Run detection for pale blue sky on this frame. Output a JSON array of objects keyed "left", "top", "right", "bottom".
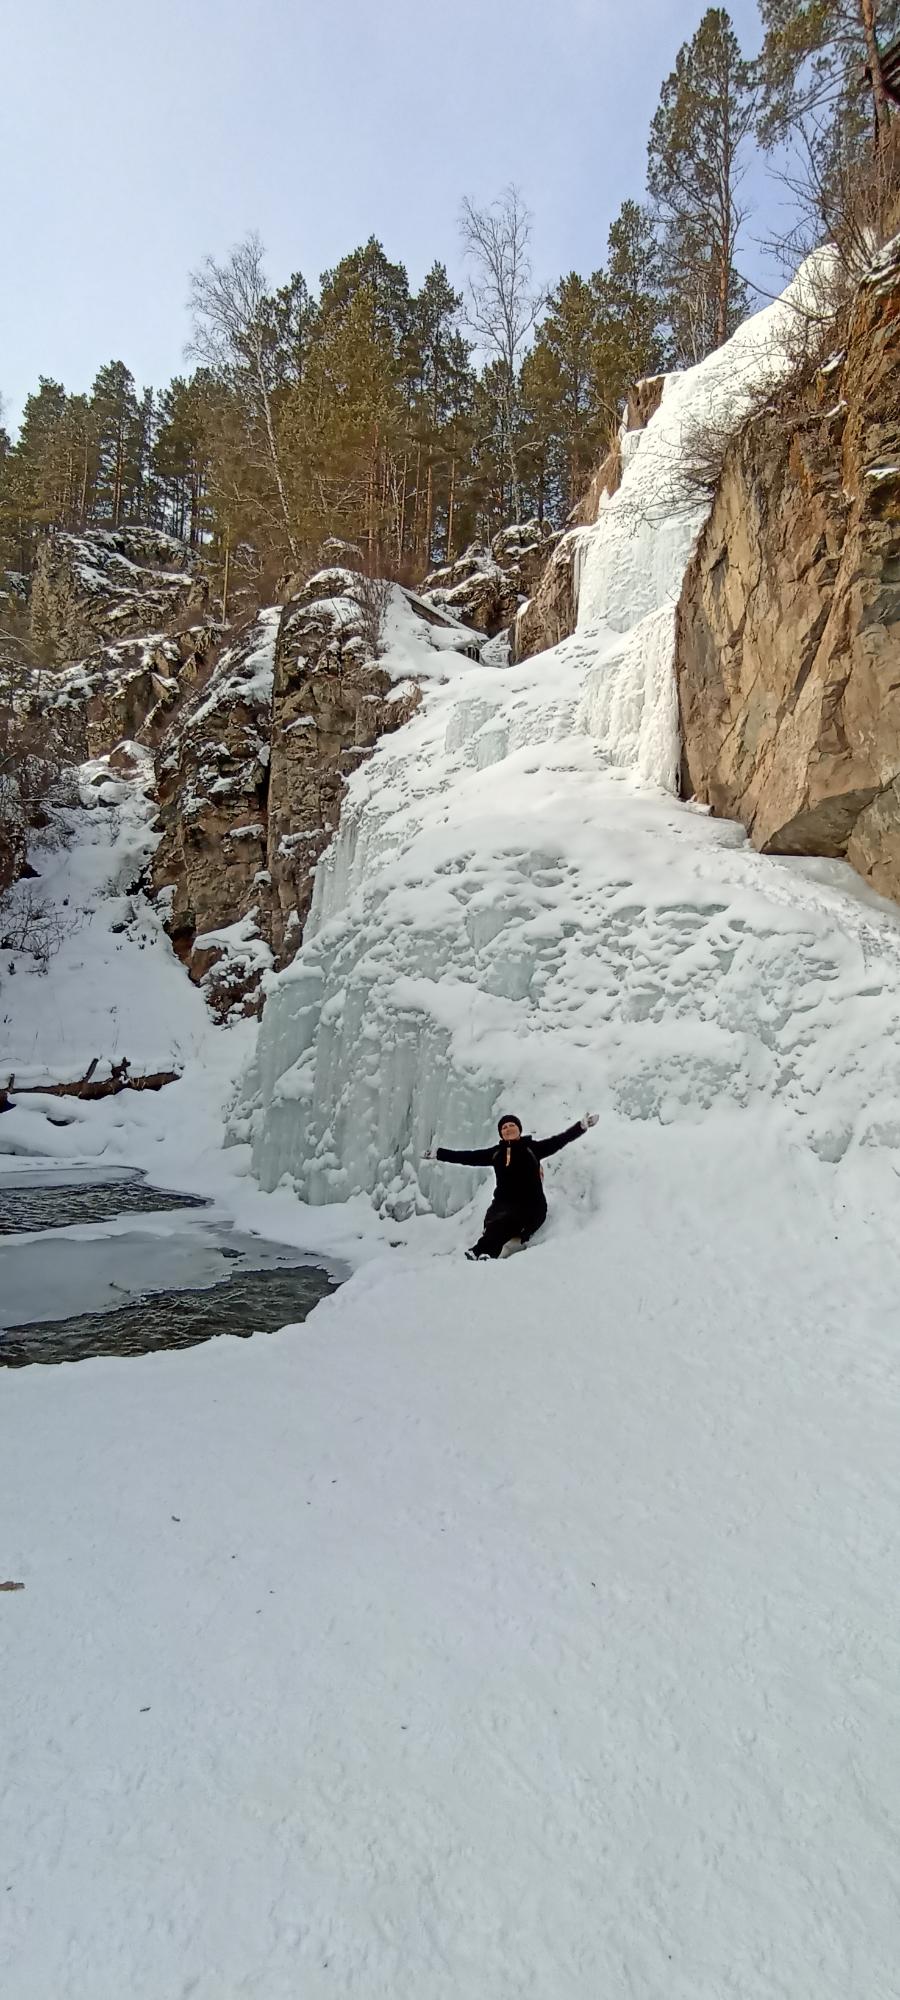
[{"left": 3, "top": 0, "right": 785, "bottom": 431}]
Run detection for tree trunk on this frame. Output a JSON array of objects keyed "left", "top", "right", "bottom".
[
  {"left": 447, "top": 456, "right": 456, "bottom": 562},
  {"left": 413, "top": 442, "right": 422, "bottom": 562},
  {"left": 425, "top": 459, "right": 434, "bottom": 569},
  {"left": 398, "top": 451, "right": 408, "bottom": 562},
  {"left": 716, "top": 223, "right": 730, "bottom": 348},
  {"left": 503, "top": 376, "right": 521, "bottom": 524},
  {"left": 860, "top": 0, "right": 891, "bottom": 136},
  {"left": 254, "top": 350, "right": 298, "bottom": 562}
]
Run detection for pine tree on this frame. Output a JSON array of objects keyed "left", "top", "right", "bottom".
[
  {"left": 526, "top": 274, "right": 601, "bottom": 513},
  {"left": 153, "top": 373, "right": 216, "bottom": 544},
  {"left": 286, "top": 269, "right": 406, "bottom": 560},
  {"left": 90, "top": 361, "right": 142, "bottom": 526},
  {"left": 263, "top": 271, "right": 315, "bottom": 390},
  {"left": 757, "top": 0, "right": 900, "bottom": 146},
  {"left": 0, "top": 418, "right": 16, "bottom": 572},
  {"left": 519, "top": 340, "right": 566, "bottom": 521},
  {"left": 648, "top": 9, "right": 755, "bottom": 361},
  {"left": 5, "top": 380, "right": 75, "bottom": 563},
  {"left": 592, "top": 201, "right": 669, "bottom": 405},
  {"left": 408, "top": 263, "right": 467, "bottom": 565},
  {"left": 438, "top": 329, "right": 477, "bottom": 561},
  {"left": 757, "top": 2, "right": 900, "bottom": 264}
]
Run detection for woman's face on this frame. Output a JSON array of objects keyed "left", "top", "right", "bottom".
[{"left": 499, "top": 1120, "right": 520, "bottom": 1142}]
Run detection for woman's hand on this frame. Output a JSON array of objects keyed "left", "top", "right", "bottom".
[
  {"left": 422, "top": 1148, "right": 436, "bottom": 1161},
  {"left": 581, "top": 1112, "right": 598, "bottom": 1130}
]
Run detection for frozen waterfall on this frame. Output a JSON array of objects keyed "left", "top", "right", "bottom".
[{"left": 237, "top": 255, "right": 900, "bottom": 1215}]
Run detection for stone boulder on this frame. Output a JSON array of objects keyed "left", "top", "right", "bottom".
[
  {"left": 677, "top": 246, "right": 900, "bottom": 903},
  {"left": 30, "top": 526, "right": 208, "bottom": 663},
  {"left": 149, "top": 572, "right": 427, "bottom": 1009}
]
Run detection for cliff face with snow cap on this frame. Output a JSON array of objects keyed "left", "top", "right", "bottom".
[
  {"left": 677, "top": 237, "right": 900, "bottom": 899},
  {"left": 30, "top": 526, "right": 207, "bottom": 662},
  {"left": 240, "top": 256, "right": 900, "bottom": 1214}
]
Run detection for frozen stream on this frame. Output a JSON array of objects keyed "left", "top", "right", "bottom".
[{"left": 0, "top": 1168, "right": 338, "bottom": 1366}]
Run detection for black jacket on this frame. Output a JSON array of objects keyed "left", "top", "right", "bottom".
[{"left": 436, "top": 1121, "right": 585, "bottom": 1225}]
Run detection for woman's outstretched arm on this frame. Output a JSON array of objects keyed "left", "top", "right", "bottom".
[
  {"left": 423, "top": 1144, "right": 496, "bottom": 1166},
  {"left": 534, "top": 1113, "right": 598, "bottom": 1160}
]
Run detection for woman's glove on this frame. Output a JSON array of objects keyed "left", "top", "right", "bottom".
[{"left": 581, "top": 1112, "right": 598, "bottom": 1130}]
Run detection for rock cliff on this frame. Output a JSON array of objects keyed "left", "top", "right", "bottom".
[
  {"left": 30, "top": 527, "right": 207, "bottom": 663},
  {"left": 265, "top": 576, "right": 422, "bottom": 962},
  {"left": 15, "top": 527, "right": 482, "bottom": 1018},
  {"left": 677, "top": 245, "right": 900, "bottom": 900},
  {"left": 421, "top": 520, "right": 556, "bottom": 638},
  {"left": 150, "top": 611, "right": 279, "bottom": 1014},
  {"left": 45, "top": 625, "right": 220, "bottom": 761}
]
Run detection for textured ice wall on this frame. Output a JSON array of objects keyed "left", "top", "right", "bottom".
[
  {"left": 238, "top": 256, "right": 900, "bottom": 1214},
  {"left": 570, "top": 254, "right": 837, "bottom": 788}
]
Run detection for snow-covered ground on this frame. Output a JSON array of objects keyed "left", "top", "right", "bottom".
[{"left": 3, "top": 261, "right": 900, "bottom": 1998}]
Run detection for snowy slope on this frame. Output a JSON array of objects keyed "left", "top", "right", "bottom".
[
  {"left": 4, "top": 1142, "right": 900, "bottom": 1999},
  {"left": 0, "top": 749, "right": 251, "bottom": 1171},
  {"left": 4, "top": 260, "right": 900, "bottom": 2000}
]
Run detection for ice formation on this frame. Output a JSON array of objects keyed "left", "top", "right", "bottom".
[{"left": 239, "top": 259, "right": 900, "bottom": 1214}]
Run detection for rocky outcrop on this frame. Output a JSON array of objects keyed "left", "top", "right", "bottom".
[
  {"left": 513, "top": 530, "right": 589, "bottom": 662},
  {"left": 266, "top": 579, "right": 421, "bottom": 960},
  {"left": 514, "top": 378, "right": 668, "bottom": 663},
  {"left": 150, "top": 611, "right": 279, "bottom": 1015},
  {"left": 420, "top": 519, "right": 557, "bottom": 637},
  {"left": 44, "top": 625, "right": 219, "bottom": 762},
  {"left": 677, "top": 247, "right": 900, "bottom": 901},
  {"left": 30, "top": 527, "right": 207, "bottom": 663},
  {"left": 149, "top": 574, "right": 428, "bottom": 1013}
]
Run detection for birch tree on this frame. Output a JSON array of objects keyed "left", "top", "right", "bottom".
[
  {"left": 460, "top": 187, "right": 544, "bottom": 522},
  {"left": 190, "top": 233, "right": 299, "bottom": 562}
]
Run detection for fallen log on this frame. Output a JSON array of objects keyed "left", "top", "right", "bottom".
[{"left": 2, "top": 1061, "right": 180, "bottom": 1105}]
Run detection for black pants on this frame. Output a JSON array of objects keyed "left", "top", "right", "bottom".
[{"left": 470, "top": 1200, "right": 546, "bottom": 1260}]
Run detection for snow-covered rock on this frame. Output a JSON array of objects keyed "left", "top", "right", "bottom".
[
  {"left": 30, "top": 526, "right": 208, "bottom": 663},
  {"left": 420, "top": 520, "right": 557, "bottom": 637},
  {"left": 150, "top": 609, "right": 280, "bottom": 1017},
  {"left": 678, "top": 242, "right": 900, "bottom": 903},
  {"left": 43, "top": 624, "right": 220, "bottom": 760}
]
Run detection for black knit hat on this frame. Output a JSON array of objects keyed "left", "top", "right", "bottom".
[{"left": 497, "top": 1113, "right": 522, "bottom": 1135}]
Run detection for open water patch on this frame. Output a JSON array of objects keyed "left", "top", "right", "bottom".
[
  {"left": 0, "top": 1168, "right": 340, "bottom": 1366},
  {"left": 2, "top": 1262, "right": 337, "bottom": 1367},
  {"left": 0, "top": 1168, "right": 207, "bottom": 1236}
]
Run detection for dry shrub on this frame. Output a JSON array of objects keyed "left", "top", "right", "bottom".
[
  {"left": 344, "top": 545, "right": 395, "bottom": 659},
  {"left": 0, "top": 882, "right": 68, "bottom": 969},
  {"left": 772, "top": 119, "right": 900, "bottom": 292}
]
